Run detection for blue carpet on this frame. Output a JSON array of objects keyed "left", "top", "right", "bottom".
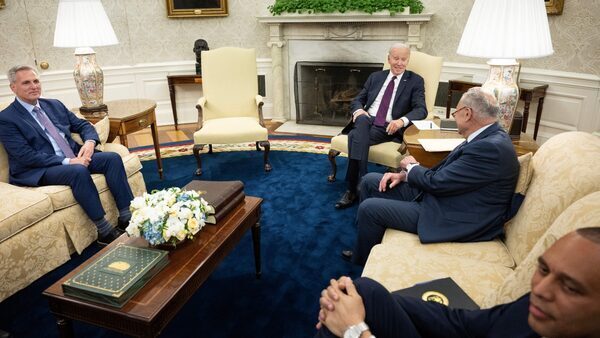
[{"left": 0, "top": 150, "right": 384, "bottom": 337}]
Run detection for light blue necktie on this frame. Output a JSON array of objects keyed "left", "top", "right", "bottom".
[{"left": 33, "top": 106, "right": 75, "bottom": 158}]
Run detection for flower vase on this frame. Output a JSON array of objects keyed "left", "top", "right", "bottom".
[
  {"left": 152, "top": 238, "right": 188, "bottom": 251},
  {"left": 481, "top": 59, "right": 520, "bottom": 132}
]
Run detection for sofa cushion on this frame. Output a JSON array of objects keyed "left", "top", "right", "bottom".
[
  {"left": 24, "top": 152, "right": 143, "bottom": 212},
  {"left": 71, "top": 116, "right": 110, "bottom": 151},
  {"left": 381, "top": 230, "right": 515, "bottom": 268},
  {"left": 515, "top": 152, "right": 533, "bottom": 195},
  {"left": 362, "top": 243, "right": 513, "bottom": 305},
  {"left": 0, "top": 182, "right": 53, "bottom": 243},
  {"left": 481, "top": 191, "right": 600, "bottom": 308},
  {"left": 504, "top": 132, "right": 600, "bottom": 266}
]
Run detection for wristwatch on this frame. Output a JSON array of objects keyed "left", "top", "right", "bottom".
[{"left": 343, "top": 322, "right": 370, "bottom": 338}]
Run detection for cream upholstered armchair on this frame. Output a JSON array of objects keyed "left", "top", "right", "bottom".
[
  {"left": 327, "top": 51, "right": 443, "bottom": 181},
  {"left": 192, "top": 47, "right": 271, "bottom": 175}
]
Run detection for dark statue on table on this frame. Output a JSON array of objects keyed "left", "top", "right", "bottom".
[{"left": 193, "top": 39, "right": 209, "bottom": 75}]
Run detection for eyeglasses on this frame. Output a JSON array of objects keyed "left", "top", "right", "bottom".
[{"left": 451, "top": 106, "right": 471, "bottom": 118}]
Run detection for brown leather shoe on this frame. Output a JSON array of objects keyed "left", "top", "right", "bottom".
[
  {"left": 97, "top": 228, "right": 124, "bottom": 246},
  {"left": 341, "top": 250, "right": 353, "bottom": 261},
  {"left": 335, "top": 190, "right": 357, "bottom": 209}
]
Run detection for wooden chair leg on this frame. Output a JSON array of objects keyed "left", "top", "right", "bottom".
[
  {"left": 208, "top": 144, "right": 213, "bottom": 154},
  {"left": 193, "top": 144, "right": 205, "bottom": 176},
  {"left": 255, "top": 141, "right": 261, "bottom": 151},
  {"left": 328, "top": 149, "right": 341, "bottom": 182},
  {"left": 258, "top": 140, "right": 272, "bottom": 172}
]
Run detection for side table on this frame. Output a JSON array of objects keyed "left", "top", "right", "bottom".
[
  {"left": 446, "top": 76, "right": 548, "bottom": 140},
  {"left": 84, "top": 99, "right": 163, "bottom": 179},
  {"left": 167, "top": 74, "right": 203, "bottom": 130}
]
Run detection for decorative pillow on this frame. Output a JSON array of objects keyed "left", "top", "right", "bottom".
[
  {"left": 71, "top": 116, "right": 110, "bottom": 151},
  {"left": 514, "top": 152, "right": 534, "bottom": 195}
]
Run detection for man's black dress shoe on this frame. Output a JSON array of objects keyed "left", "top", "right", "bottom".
[
  {"left": 341, "top": 250, "right": 353, "bottom": 261},
  {"left": 97, "top": 228, "right": 124, "bottom": 246},
  {"left": 117, "top": 217, "right": 130, "bottom": 231},
  {"left": 0, "top": 328, "right": 12, "bottom": 338},
  {"left": 335, "top": 190, "right": 357, "bottom": 209}
]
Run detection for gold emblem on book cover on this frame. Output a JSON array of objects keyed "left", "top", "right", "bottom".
[{"left": 422, "top": 291, "right": 449, "bottom": 306}]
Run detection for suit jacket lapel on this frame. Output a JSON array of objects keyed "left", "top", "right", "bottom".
[
  {"left": 366, "top": 71, "right": 389, "bottom": 108},
  {"left": 12, "top": 100, "right": 52, "bottom": 144}
]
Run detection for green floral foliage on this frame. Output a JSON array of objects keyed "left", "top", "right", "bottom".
[{"left": 268, "top": 0, "right": 424, "bottom": 15}]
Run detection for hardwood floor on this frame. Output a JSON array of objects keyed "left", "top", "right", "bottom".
[{"left": 125, "top": 120, "right": 285, "bottom": 148}]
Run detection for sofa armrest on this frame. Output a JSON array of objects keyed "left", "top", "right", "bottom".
[{"left": 102, "top": 143, "right": 130, "bottom": 158}]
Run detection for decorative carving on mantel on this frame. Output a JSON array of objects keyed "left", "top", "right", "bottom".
[{"left": 324, "top": 25, "right": 363, "bottom": 40}]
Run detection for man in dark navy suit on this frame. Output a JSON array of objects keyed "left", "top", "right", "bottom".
[
  {"left": 0, "top": 65, "right": 133, "bottom": 245},
  {"left": 316, "top": 228, "right": 600, "bottom": 338},
  {"left": 343, "top": 87, "right": 519, "bottom": 265},
  {"left": 335, "top": 43, "right": 427, "bottom": 209}
]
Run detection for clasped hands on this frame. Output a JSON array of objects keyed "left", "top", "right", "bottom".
[
  {"left": 352, "top": 110, "right": 404, "bottom": 135},
  {"left": 316, "top": 276, "right": 366, "bottom": 337},
  {"left": 69, "top": 140, "right": 95, "bottom": 167}
]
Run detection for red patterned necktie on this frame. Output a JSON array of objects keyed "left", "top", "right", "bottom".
[
  {"left": 33, "top": 106, "right": 76, "bottom": 158},
  {"left": 373, "top": 76, "right": 397, "bottom": 127}
]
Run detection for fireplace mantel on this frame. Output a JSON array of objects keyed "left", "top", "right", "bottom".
[{"left": 257, "top": 13, "right": 433, "bottom": 121}]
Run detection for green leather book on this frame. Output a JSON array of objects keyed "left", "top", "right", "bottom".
[{"left": 62, "top": 244, "right": 169, "bottom": 308}]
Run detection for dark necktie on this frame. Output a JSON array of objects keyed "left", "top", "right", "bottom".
[
  {"left": 373, "top": 76, "right": 397, "bottom": 127},
  {"left": 33, "top": 106, "right": 75, "bottom": 158}
]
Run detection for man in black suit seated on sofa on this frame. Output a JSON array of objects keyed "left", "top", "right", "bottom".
[
  {"left": 316, "top": 227, "right": 600, "bottom": 338},
  {"left": 343, "top": 87, "right": 519, "bottom": 265},
  {"left": 335, "top": 42, "right": 427, "bottom": 209}
]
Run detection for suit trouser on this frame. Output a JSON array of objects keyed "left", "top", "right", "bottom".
[
  {"left": 346, "top": 115, "right": 399, "bottom": 191},
  {"left": 40, "top": 152, "right": 134, "bottom": 222},
  {"left": 353, "top": 173, "right": 421, "bottom": 265}
]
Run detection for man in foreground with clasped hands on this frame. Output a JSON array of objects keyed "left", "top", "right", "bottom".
[
  {"left": 343, "top": 87, "right": 519, "bottom": 265},
  {"left": 316, "top": 228, "right": 600, "bottom": 338},
  {"left": 0, "top": 65, "right": 133, "bottom": 245}
]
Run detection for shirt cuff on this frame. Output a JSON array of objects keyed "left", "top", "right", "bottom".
[
  {"left": 405, "top": 162, "right": 420, "bottom": 181},
  {"left": 400, "top": 116, "right": 409, "bottom": 126},
  {"left": 62, "top": 158, "right": 70, "bottom": 165},
  {"left": 85, "top": 140, "right": 97, "bottom": 145}
]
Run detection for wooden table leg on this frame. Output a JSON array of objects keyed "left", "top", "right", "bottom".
[
  {"left": 56, "top": 316, "right": 74, "bottom": 338},
  {"left": 533, "top": 97, "right": 545, "bottom": 141},
  {"left": 446, "top": 86, "right": 453, "bottom": 118},
  {"left": 119, "top": 134, "right": 128, "bottom": 148},
  {"left": 522, "top": 98, "right": 532, "bottom": 133},
  {"left": 167, "top": 79, "right": 178, "bottom": 130},
  {"left": 150, "top": 121, "right": 163, "bottom": 179},
  {"left": 251, "top": 221, "right": 261, "bottom": 279}
]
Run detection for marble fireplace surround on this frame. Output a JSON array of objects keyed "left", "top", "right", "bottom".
[{"left": 257, "top": 13, "right": 433, "bottom": 121}]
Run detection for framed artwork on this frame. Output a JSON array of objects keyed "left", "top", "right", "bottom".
[
  {"left": 545, "top": 0, "right": 564, "bottom": 15},
  {"left": 166, "top": 0, "right": 228, "bottom": 18}
]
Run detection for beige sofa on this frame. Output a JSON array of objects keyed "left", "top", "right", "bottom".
[
  {"left": 0, "top": 109, "right": 147, "bottom": 302},
  {"left": 362, "top": 131, "right": 600, "bottom": 308}
]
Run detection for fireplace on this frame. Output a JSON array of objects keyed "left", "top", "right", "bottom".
[{"left": 294, "top": 62, "right": 383, "bottom": 126}]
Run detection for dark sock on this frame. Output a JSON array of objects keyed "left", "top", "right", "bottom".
[
  {"left": 94, "top": 218, "right": 112, "bottom": 237},
  {"left": 118, "top": 207, "right": 132, "bottom": 223}
]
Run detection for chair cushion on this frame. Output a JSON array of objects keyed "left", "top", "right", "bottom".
[
  {"left": 330, "top": 134, "right": 403, "bottom": 168},
  {"left": 193, "top": 117, "right": 268, "bottom": 144},
  {"left": 0, "top": 182, "right": 53, "bottom": 243},
  {"left": 515, "top": 152, "right": 533, "bottom": 195},
  {"left": 362, "top": 243, "right": 513, "bottom": 306},
  {"left": 382, "top": 230, "right": 515, "bottom": 268}
]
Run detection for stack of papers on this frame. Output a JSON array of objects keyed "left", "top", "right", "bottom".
[
  {"left": 412, "top": 120, "right": 440, "bottom": 130},
  {"left": 418, "top": 138, "right": 465, "bottom": 152}
]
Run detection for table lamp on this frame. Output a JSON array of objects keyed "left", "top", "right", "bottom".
[
  {"left": 457, "top": 0, "right": 553, "bottom": 135},
  {"left": 53, "top": 0, "right": 118, "bottom": 116}
]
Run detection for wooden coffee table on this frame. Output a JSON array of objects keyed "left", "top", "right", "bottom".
[
  {"left": 43, "top": 196, "right": 262, "bottom": 338},
  {"left": 403, "top": 120, "right": 539, "bottom": 168}
]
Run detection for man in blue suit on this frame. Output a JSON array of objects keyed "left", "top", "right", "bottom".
[
  {"left": 316, "top": 228, "right": 600, "bottom": 338},
  {"left": 0, "top": 65, "right": 133, "bottom": 245},
  {"left": 335, "top": 43, "right": 427, "bottom": 209},
  {"left": 343, "top": 87, "right": 519, "bottom": 265}
]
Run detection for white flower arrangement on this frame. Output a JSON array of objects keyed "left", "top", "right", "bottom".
[{"left": 126, "top": 187, "right": 214, "bottom": 246}]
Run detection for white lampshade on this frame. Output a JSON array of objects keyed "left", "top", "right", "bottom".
[
  {"left": 53, "top": 0, "right": 118, "bottom": 48},
  {"left": 457, "top": 0, "right": 553, "bottom": 59}
]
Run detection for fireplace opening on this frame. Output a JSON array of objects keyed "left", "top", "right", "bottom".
[{"left": 294, "top": 61, "right": 383, "bottom": 126}]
